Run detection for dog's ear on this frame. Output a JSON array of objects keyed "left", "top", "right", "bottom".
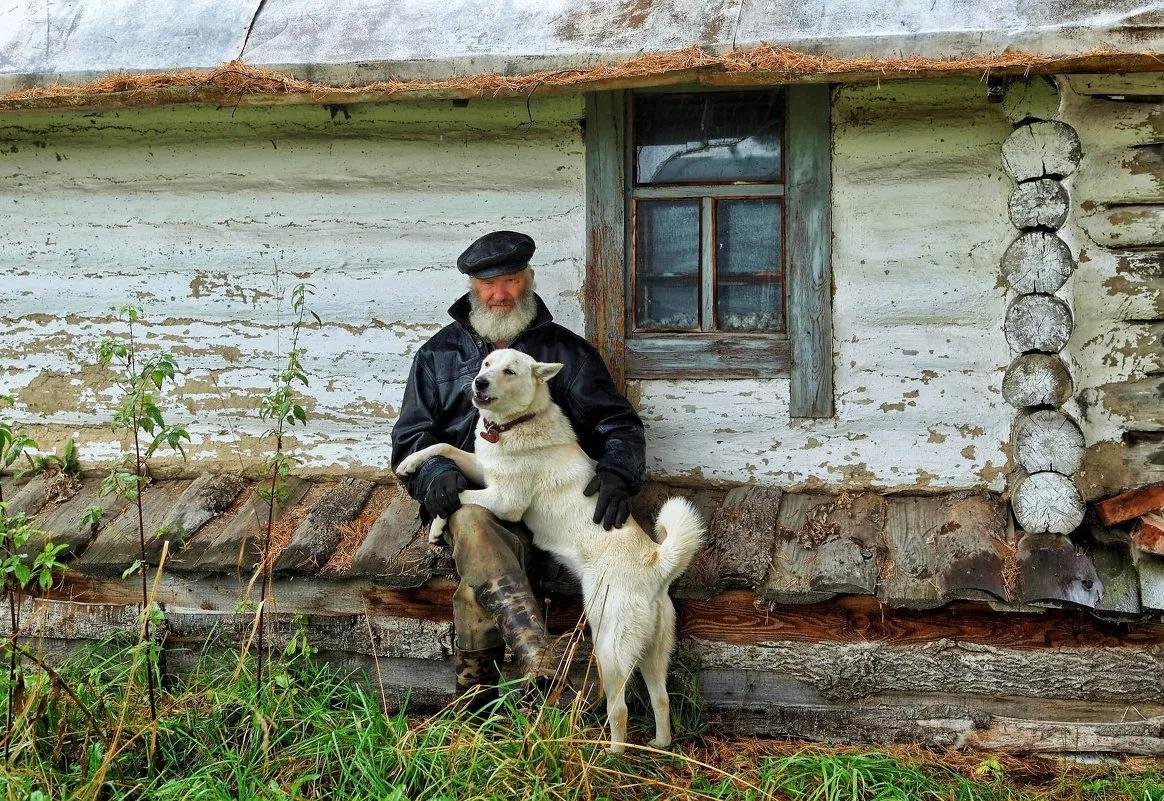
[{"left": 532, "top": 362, "right": 564, "bottom": 382}]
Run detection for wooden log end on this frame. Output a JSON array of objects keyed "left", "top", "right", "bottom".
[
  {"left": 1012, "top": 472, "right": 1086, "bottom": 535},
  {"left": 1004, "top": 292, "right": 1073, "bottom": 354},
  {"left": 1008, "top": 178, "right": 1069, "bottom": 231},
  {"left": 1012, "top": 408, "right": 1084, "bottom": 475},
  {"left": 1002, "top": 120, "right": 1082, "bottom": 182},
  {"left": 1001, "top": 231, "right": 1075, "bottom": 294},
  {"left": 1002, "top": 353, "right": 1073, "bottom": 408}
]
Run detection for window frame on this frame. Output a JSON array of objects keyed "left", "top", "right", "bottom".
[{"left": 583, "top": 83, "right": 835, "bottom": 417}]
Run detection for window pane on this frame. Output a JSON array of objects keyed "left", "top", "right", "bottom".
[
  {"left": 634, "top": 91, "right": 783, "bottom": 185},
  {"left": 716, "top": 199, "right": 782, "bottom": 331},
  {"left": 635, "top": 200, "right": 700, "bottom": 330}
]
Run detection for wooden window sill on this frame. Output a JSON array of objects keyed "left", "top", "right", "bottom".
[{"left": 625, "top": 333, "right": 791, "bottom": 380}]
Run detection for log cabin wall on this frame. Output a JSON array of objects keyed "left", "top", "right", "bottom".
[{"left": 1, "top": 79, "right": 1014, "bottom": 493}]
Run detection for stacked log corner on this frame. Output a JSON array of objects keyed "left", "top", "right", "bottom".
[{"left": 1000, "top": 79, "right": 1086, "bottom": 542}]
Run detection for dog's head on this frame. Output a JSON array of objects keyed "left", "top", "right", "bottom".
[{"left": 471, "top": 349, "right": 563, "bottom": 419}]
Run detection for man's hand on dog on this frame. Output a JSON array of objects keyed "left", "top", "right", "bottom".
[
  {"left": 425, "top": 470, "right": 468, "bottom": 519},
  {"left": 584, "top": 470, "right": 632, "bottom": 531}
]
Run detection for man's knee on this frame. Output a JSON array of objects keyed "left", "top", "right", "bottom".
[{"left": 447, "top": 503, "right": 495, "bottom": 542}]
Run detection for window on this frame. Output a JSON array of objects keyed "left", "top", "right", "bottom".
[{"left": 584, "top": 85, "right": 834, "bottom": 417}]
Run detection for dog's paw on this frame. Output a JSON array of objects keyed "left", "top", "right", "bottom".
[
  {"left": 605, "top": 743, "right": 626, "bottom": 754},
  {"left": 648, "top": 736, "right": 671, "bottom": 750},
  {"left": 427, "top": 519, "right": 447, "bottom": 546},
  {"left": 396, "top": 454, "right": 424, "bottom": 476}
]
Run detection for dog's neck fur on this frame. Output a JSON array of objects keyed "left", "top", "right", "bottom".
[{"left": 478, "top": 381, "right": 574, "bottom": 450}]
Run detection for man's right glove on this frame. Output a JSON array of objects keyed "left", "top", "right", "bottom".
[{"left": 424, "top": 469, "right": 468, "bottom": 519}]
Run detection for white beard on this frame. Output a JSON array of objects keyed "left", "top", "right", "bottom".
[{"left": 468, "top": 284, "right": 537, "bottom": 345}]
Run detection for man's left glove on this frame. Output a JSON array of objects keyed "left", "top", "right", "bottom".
[{"left": 583, "top": 470, "right": 633, "bottom": 531}]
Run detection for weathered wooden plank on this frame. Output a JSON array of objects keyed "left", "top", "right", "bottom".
[
  {"left": 1074, "top": 143, "right": 1164, "bottom": 207},
  {"left": 178, "top": 476, "right": 310, "bottom": 573},
  {"left": 583, "top": 90, "right": 627, "bottom": 391},
  {"left": 1002, "top": 121, "right": 1082, "bottom": 182},
  {"left": 1088, "top": 534, "right": 1143, "bottom": 616},
  {"left": 1004, "top": 293, "right": 1072, "bottom": 354},
  {"left": 787, "top": 83, "right": 834, "bottom": 418},
  {"left": 1013, "top": 409, "right": 1084, "bottom": 475},
  {"left": 1134, "top": 551, "right": 1164, "bottom": 611},
  {"left": 273, "top": 478, "right": 376, "bottom": 575},
  {"left": 72, "top": 479, "right": 194, "bottom": 575},
  {"left": 1079, "top": 434, "right": 1164, "bottom": 501},
  {"left": 1008, "top": 178, "right": 1069, "bottom": 230},
  {"left": 1002, "top": 353, "right": 1073, "bottom": 408},
  {"left": 1065, "top": 74, "right": 1164, "bottom": 97},
  {"left": 1097, "top": 376, "right": 1164, "bottom": 432},
  {"left": 23, "top": 477, "right": 131, "bottom": 562},
  {"left": 345, "top": 486, "right": 424, "bottom": 580},
  {"left": 705, "top": 689, "right": 1164, "bottom": 755},
  {"left": 624, "top": 334, "right": 791, "bottom": 380},
  {"left": 158, "top": 473, "right": 246, "bottom": 547},
  {"left": 763, "top": 493, "right": 837, "bottom": 604},
  {"left": 687, "top": 636, "right": 1164, "bottom": 703},
  {"left": 1001, "top": 231, "right": 1075, "bottom": 294},
  {"left": 930, "top": 493, "right": 1009, "bottom": 602},
  {"left": 1012, "top": 471, "right": 1085, "bottom": 535},
  {"left": 879, "top": 496, "right": 945, "bottom": 608},
  {"left": 1017, "top": 533, "right": 1101, "bottom": 608},
  {"left": 4, "top": 475, "right": 51, "bottom": 519},
  {"left": 808, "top": 493, "right": 885, "bottom": 596},
  {"left": 1079, "top": 203, "right": 1164, "bottom": 249},
  {"left": 706, "top": 484, "right": 783, "bottom": 592}
]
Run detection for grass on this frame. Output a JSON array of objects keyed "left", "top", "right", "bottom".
[{"left": 0, "top": 634, "right": 1162, "bottom": 801}]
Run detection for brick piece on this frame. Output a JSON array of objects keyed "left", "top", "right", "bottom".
[
  {"left": 1095, "top": 482, "right": 1164, "bottom": 526},
  {"left": 1133, "top": 513, "right": 1164, "bottom": 557}
]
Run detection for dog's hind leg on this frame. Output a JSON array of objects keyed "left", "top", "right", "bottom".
[
  {"left": 639, "top": 598, "right": 677, "bottom": 749},
  {"left": 596, "top": 649, "right": 630, "bottom": 754}
]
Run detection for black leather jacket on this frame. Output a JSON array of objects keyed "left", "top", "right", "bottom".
[{"left": 390, "top": 293, "right": 646, "bottom": 519}]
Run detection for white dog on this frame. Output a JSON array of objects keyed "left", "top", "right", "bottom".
[{"left": 396, "top": 348, "right": 704, "bottom": 752}]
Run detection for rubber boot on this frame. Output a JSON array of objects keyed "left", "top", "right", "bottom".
[
  {"left": 453, "top": 644, "right": 506, "bottom": 713},
  {"left": 473, "top": 573, "right": 569, "bottom": 681}
]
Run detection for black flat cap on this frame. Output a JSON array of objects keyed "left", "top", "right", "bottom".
[{"left": 457, "top": 231, "right": 536, "bottom": 279}]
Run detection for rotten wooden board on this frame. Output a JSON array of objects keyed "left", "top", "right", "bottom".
[
  {"left": 1079, "top": 434, "right": 1164, "bottom": 502},
  {"left": 179, "top": 476, "right": 310, "bottom": 574},
  {"left": 1088, "top": 534, "right": 1143, "bottom": 616},
  {"left": 930, "top": 493, "right": 1009, "bottom": 602},
  {"left": 273, "top": 478, "right": 375, "bottom": 575},
  {"left": 705, "top": 484, "right": 783, "bottom": 591},
  {"left": 158, "top": 473, "right": 247, "bottom": 546},
  {"left": 72, "top": 479, "right": 194, "bottom": 575},
  {"left": 687, "top": 635, "right": 1164, "bottom": 703},
  {"left": 345, "top": 486, "right": 425, "bottom": 582},
  {"left": 878, "top": 496, "right": 947, "bottom": 609},
  {"left": 22, "top": 477, "right": 131, "bottom": 562},
  {"left": 1017, "top": 533, "right": 1102, "bottom": 608}
]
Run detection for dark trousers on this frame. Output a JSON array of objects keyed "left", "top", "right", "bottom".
[{"left": 445, "top": 504, "right": 537, "bottom": 651}]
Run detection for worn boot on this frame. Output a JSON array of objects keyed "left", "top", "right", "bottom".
[
  {"left": 453, "top": 643, "right": 506, "bottom": 713},
  {"left": 473, "top": 573, "right": 571, "bottom": 682}
]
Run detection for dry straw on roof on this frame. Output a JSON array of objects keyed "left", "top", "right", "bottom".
[{"left": 2, "top": 44, "right": 1153, "bottom": 110}]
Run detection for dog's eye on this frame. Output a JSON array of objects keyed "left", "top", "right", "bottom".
[{"left": 503, "top": 368, "right": 515, "bottom": 376}]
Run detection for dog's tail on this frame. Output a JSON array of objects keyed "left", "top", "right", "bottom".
[{"left": 653, "top": 497, "right": 706, "bottom": 585}]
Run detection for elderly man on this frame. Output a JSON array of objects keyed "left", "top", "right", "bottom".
[{"left": 391, "top": 230, "right": 646, "bottom": 706}]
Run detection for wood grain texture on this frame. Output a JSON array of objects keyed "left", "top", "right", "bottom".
[
  {"left": 1008, "top": 178, "right": 1069, "bottom": 230},
  {"left": 273, "top": 477, "right": 375, "bottom": 575},
  {"left": 625, "top": 334, "right": 791, "bottom": 379},
  {"left": 583, "top": 91, "right": 627, "bottom": 391},
  {"left": 930, "top": 493, "right": 1010, "bottom": 602},
  {"left": 346, "top": 486, "right": 424, "bottom": 580},
  {"left": 72, "top": 479, "right": 194, "bottom": 574},
  {"left": 1001, "top": 231, "right": 1075, "bottom": 293},
  {"left": 786, "top": 84, "right": 834, "bottom": 418},
  {"left": 1012, "top": 471, "right": 1086, "bottom": 535},
  {"left": 1017, "top": 532, "right": 1101, "bottom": 607},
  {"left": 1089, "top": 535, "right": 1142, "bottom": 615},
  {"left": 23, "top": 478, "right": 131, "bottom": 562},
  {"left": 158, "top": 472, "right": 247, "bottom": 547},
  {"left": 179, "top": 476, "right": 310, "bottom": 573},
  {"left": 1002, "top": 120, "right": 1082, "bottom": 182},
  {"left": 879, "top": 496, "right": 946, "bottom": 608},
  {"left": 1004, "top": 293, "right": 1072, "bottom": 354},
  {"left": 1078, "top": 434, "right": 1164, "bottom": 502},
  {"left": 1065, "top": 74, "right": 1164, "bottom": 97},
  {"left": 1013, "top": 409, "right": 1084, "bottom": 475},
  {"left": 1096, "top": 376, "right": 1164, "bottom": 432},
  {"left": 1002, "top": 353, "right": 1073, "bottom": 408},
  {"left": 1001, "top": 75, "right": 1060, "bottom": 123},
  {"left": 687, "top": 634, "right": 1163, "bottom": 702}
]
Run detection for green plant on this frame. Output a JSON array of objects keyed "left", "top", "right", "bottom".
[
  {"left": 17, "top": 437, "right": 81, "bottom": 481},
  {"left": 96, "top": 305, "right": 191, "bottom": 724},
  {"left": 0, "top": 504, "right": 67, "bottom": 764},
  {"left": 254, "top": 277, "right": 319, "bottom": 696}
]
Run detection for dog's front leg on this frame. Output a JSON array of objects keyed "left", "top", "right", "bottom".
[
  {"left": 457, "top": 488, "right": 525, "bottom": 524},
  {"left": 396, "top": 444, "right": 486, "bottom": 486}
]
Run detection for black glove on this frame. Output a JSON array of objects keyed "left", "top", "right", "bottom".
[
  {"left": 583, "top": 470, "right": 632, "bottom": 531},
  {"left": 424, "top": 469, "right": 468, "bottom": 519}
]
